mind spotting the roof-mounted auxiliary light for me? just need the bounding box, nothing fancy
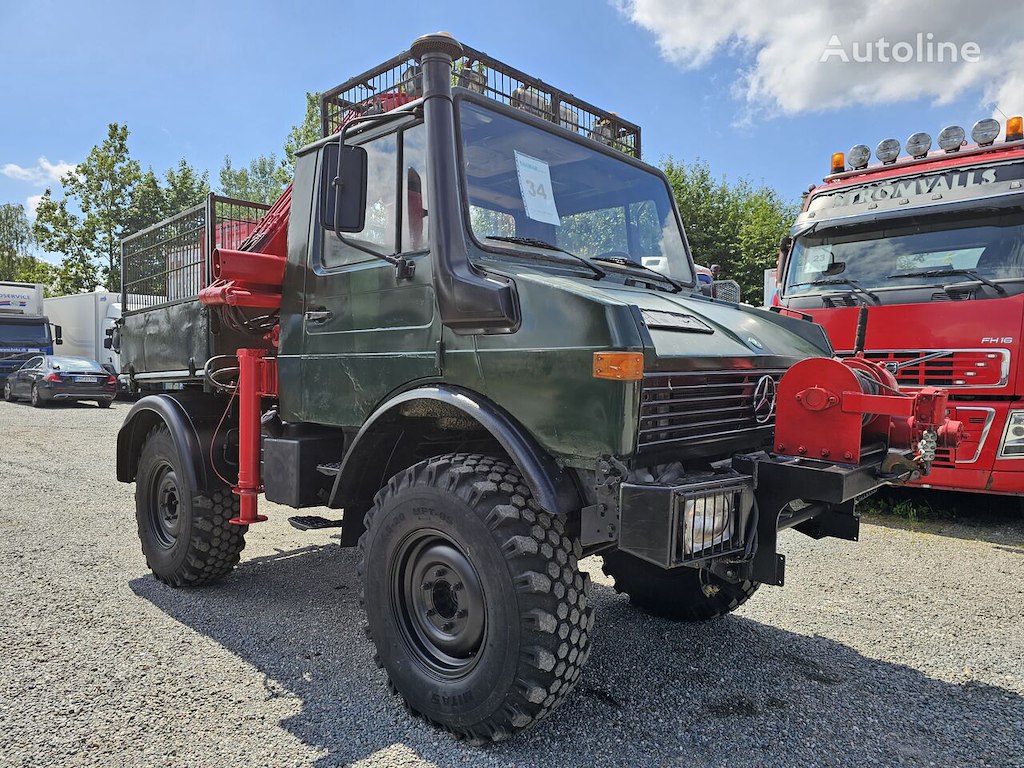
[876,138,901,164]
[906,132,932,158]
[830,151,846,174]
[938,125,966,152]
[1007,116,1024,142]
[971,118,1000,146]
[848,144,871,170]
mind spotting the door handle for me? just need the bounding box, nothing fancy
[304,309,333,323]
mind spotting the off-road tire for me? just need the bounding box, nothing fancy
[602,550,758,621]
[359,453,593,743]
[135,425,247,587]
[2,381,13,402]
[30,384,44,408]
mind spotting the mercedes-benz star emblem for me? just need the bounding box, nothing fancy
[752,375,777,424]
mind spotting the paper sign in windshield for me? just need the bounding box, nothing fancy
[514,151,560,226]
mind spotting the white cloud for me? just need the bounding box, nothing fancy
[616,0,1023,121]
[24,194,43,220]
[1,156,77,186]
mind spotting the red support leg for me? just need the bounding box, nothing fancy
[230,348,270,525]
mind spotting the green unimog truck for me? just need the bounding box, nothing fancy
[113,34,947,742]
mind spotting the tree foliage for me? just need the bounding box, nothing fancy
[219,153,285,205]
[0,203,36,281]
[31,122,209,294]
[277,91,322,188]
[662,158,797,305]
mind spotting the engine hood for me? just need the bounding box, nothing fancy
[516,273,832,367]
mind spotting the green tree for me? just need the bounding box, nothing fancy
[663,157,796,304]
[277,91,321,188]
[219,153,285,205]
[0,203,35,281]
[33,123,141,291]
[14,255,55,293]
[163,158,210,216]
[123,168,167,237]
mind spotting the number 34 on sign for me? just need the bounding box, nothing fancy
[514,151,561,226]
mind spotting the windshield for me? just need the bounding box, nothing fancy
[0,321,50,347]
[785,209,1024,296]
[459,100,693,282]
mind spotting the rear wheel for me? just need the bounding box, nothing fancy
[359,453,593,743]
[135,425,247,587]
[602,550,758,621]
[30,384,44,408]
[97,398,112,408]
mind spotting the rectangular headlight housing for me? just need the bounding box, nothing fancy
[998,410,1024,458]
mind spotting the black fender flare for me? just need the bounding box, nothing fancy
[116,393,229,495]
[329,385,580,524]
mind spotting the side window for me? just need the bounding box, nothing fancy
[323,133,398,267]
[401,124,429,252]
[22,356,43,370]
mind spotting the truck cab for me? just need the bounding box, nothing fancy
[113,34,958,742]
[776,118,1024,496]
[0,282,57,377]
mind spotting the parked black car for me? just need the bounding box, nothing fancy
[3,355,116,408]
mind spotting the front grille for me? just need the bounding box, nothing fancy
[638,369,785,452]
[852,349,1009,389]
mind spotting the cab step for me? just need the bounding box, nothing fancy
[288,515,344,531]
[316,461,342,478]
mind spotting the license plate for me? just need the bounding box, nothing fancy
[74,376,98,383]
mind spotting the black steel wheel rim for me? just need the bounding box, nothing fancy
[147,463,182,549]
[390,528,487,680]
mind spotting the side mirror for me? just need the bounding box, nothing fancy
[319,142,368,234]
[53,325,63,345]
[103,338,112,349]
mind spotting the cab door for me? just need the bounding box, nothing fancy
[300,122,439,426]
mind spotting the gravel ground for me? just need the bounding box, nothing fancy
[0,400,1022,768]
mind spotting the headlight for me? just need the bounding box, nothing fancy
[998,410,1024,457]
[875,138,901,164]
[938,125,966,152]
[971,118,1000,147]
[848,144,871,169]
[682,493,734,554]
[906,131,932,158]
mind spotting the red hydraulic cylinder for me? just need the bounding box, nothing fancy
[229,348,277,525]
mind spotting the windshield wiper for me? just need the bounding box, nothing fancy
[486,236,606,280]
[591,255,684,293]
[790,277,880,304]
[887,268,1007,295]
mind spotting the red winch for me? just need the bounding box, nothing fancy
[774,354,963,478]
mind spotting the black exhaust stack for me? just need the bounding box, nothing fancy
[410,33,519,335]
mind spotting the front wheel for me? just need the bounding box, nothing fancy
[602,550,758,621]
[359,453,593,743]
[2,381,13,402]
[135,425,247,587]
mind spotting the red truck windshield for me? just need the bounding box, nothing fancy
[785,208,1024,298]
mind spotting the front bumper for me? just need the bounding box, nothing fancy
[592,450,899,587]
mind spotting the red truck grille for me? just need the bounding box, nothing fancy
[852,349,1010,389]
[638,369,785,451]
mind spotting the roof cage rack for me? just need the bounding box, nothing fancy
[320,43,641,158]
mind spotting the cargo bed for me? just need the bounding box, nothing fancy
[119,194,275,386]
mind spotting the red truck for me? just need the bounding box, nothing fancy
[776,116,1024,496]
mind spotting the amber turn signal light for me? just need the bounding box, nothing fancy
[1007,116,1024,142]
[593,352,644,381]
